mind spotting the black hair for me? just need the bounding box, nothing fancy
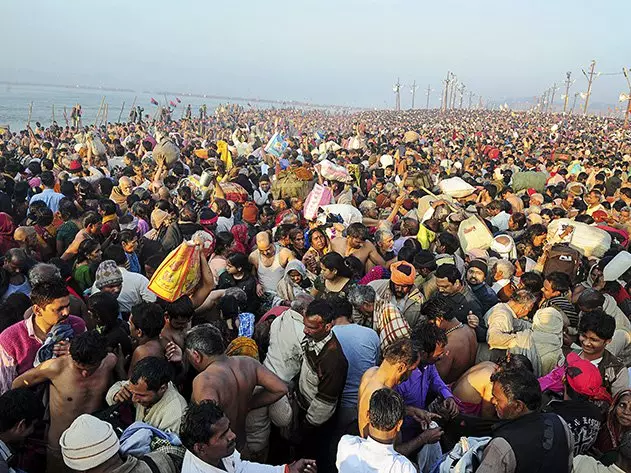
[130,356,173,391]
[83,211,101,228]
[87,292,120,329]
[577,288,605,311]
[0,293,32,333]
[496,353,534,373]
[435,263,461,284]
[103,245,127,265]
[40,171,55,188]
[59,198,78,221]
[213,198,231,218]
[421,297,452,321]
[119,229,137,244]
[162,296,194,321]
[77,238,100,263]
[579,309,615,340]
[397,246,416,264]
[490,369,542,411]
[180,400,226,451]
[520,271,543,293]
[70,330,108,367]
[226,252,251,273]
[131,302,165,338]
[305,299,335,324]
[30,280,69,308]
[368,388,405,431]
[330,296,353,321]
[320,252,354,279]
[99,199,117,216]
[214,232,234,256]
[436,232,459,255]
[510,212,526,229]
[545,271,571,293]
[346,222,369,240]
[412,322,448,355]
[383,338,419,366]
[0,388,44,433]
[180,203,198,223]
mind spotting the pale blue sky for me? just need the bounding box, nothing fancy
[2,0,630,108]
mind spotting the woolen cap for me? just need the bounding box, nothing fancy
[60,414,120,470]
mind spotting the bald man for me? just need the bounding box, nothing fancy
[249,231,295,296]
[110,176,134,213]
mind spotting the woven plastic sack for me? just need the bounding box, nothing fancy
[458,215,494,252]
[315,159,352,183]
[438,177,475,198]
[148,242,201,302]
[304,184,333,221]
[547,218,611,258]
[219,181,248,203]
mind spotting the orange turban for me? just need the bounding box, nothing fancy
[225,337,259,360]
[390,261,416,286]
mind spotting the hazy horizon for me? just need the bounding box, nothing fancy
[3,0,631,109]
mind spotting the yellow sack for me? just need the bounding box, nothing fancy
[148,242,201,302]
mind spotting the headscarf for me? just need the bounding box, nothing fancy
[565,352,613,404]
[276,260,309,302]
[225,336,259,360]
[0,213,17,255]
[150,208,170,230]
[231,224,250,254]
[606,389,631,449]
[216,140,233,170]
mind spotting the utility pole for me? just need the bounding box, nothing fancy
[442,71,451,112]
[478,96,483,109]
[549,83,558,113]
[563,72,572,113]
[449,77,458,110]
[582,60,596,115]
[541,89,549,113]
[426,84,432,109]
[459,84,466,109]
[393,77,401,111]
[468,91,474,109]
[623,67,631,128]
[571,92,580,114]
[410,80,418,109]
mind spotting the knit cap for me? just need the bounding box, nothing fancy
[95,260,123,289]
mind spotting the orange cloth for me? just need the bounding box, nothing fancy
[390,261,416,286]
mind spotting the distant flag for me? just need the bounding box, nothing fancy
[150,98,159,106]
[170,100,177,108]
[176,97,181,103]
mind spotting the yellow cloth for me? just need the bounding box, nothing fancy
[226,336,259,360]
[216,140,233,171]
[417,223,436,250]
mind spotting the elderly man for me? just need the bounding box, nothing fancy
[369,261,424,329]
[249,231,295,297]
[491,259,516,302]
[349,285,377,327]
[109,176,134,213]
[480,290,538,367]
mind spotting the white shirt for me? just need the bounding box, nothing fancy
[336,435,416,473]
[182,449,284,473]
[91,267,156,312]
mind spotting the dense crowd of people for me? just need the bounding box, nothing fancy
[0,105,630,472]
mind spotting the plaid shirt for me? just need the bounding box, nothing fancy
[373,298,411,351]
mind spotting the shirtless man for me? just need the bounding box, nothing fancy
[185,324,289,450]
[249,231,295,296]
[12,331,116,472]
[358,338,437,438]
[423,297,477,384]
[331,222,385,274]
[450,354,533,418]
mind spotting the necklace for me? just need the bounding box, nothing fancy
[445,322,464,335]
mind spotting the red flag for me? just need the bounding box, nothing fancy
[170,101,177,107]
[150,98,158,106]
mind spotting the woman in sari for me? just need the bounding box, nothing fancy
[596,389,631,465]
[302,227,331,278]
[0,213,17,255]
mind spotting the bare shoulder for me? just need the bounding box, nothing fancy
[359,367,379,387]
[102,353,118,370]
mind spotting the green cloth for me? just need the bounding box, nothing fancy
[512,171,548,193]
[56,221,79,253]
[73,264,93,293]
